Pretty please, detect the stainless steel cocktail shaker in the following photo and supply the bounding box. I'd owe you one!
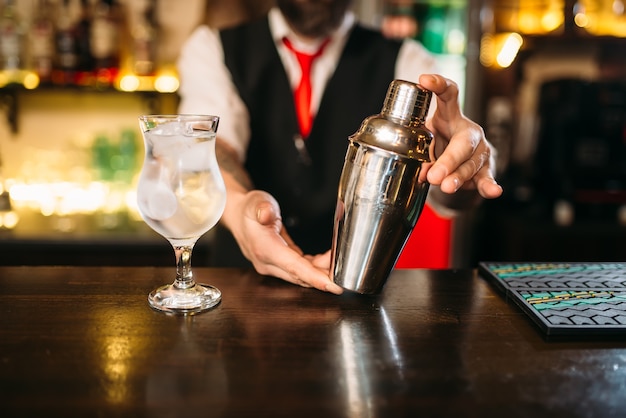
[330,79,433,294]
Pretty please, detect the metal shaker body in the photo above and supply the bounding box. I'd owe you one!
[331,80,433,294]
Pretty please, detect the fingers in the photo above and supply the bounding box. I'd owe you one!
[417,74,503,200]
[427,139,502,199]
[418,73,456,100]
[310,251,331,270]
[418,74,462,131]
[255,247,344,295]
[240,191,343,294]
[476,173,504,199]
[426,126,483,189]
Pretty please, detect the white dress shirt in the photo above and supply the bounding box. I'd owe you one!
[177,7,439,162]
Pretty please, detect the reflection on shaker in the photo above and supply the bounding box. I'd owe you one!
[331,80,433,294]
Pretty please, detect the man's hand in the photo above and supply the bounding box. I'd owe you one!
[227,190,344,295]
[418,74,503,202]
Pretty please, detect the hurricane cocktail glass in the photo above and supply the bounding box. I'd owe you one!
[137,114,226,314]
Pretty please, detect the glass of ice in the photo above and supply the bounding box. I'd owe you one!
[137,115,226,314]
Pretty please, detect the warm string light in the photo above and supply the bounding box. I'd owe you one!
[481,1,557,69]
[116,72,179,93]
[480,32,524,68]
[0,70,40,89]
[575,0,626,36]
[481,0,626,69]
[496,33,524,68]
[0,69,179,93]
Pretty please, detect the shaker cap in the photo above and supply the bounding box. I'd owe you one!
[349,79,434,160]
[381,80,432,126]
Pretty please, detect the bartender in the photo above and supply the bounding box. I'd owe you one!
[176,0,503,294]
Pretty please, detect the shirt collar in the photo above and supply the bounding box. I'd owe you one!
[268,6,355,53]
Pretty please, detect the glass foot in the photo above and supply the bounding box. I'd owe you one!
[148,283,221,315]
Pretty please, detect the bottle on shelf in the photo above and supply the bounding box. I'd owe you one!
[444,3,466,55]
[30,0,56,85]
[53,0,78,86]
[116,128,138,183]
[130,0,158,76]
[74,0,95,86]
[0,0,25,73]
[421,5,446,54]
[92,133,114,182]
[91,0,122,87]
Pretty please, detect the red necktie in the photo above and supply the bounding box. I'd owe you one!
[282,37,330,138]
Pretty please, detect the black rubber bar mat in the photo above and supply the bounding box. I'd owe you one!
[478,262,626,336]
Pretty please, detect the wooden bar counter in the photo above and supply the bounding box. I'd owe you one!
[1,266,626,417]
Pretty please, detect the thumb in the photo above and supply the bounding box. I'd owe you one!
[245,190,282,226]
[243,190,301,253]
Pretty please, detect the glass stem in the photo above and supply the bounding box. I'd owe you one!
[173,245,195,289]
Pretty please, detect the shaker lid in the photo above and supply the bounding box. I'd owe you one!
[349,79,433,160]
[381,79,432,126]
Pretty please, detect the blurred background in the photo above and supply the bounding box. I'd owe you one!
[0,0,624,267]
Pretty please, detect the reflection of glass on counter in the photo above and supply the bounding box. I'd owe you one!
[0,146,18,229]
[0,179,18,229]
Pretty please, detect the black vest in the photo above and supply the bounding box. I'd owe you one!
[220,17,401,256]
